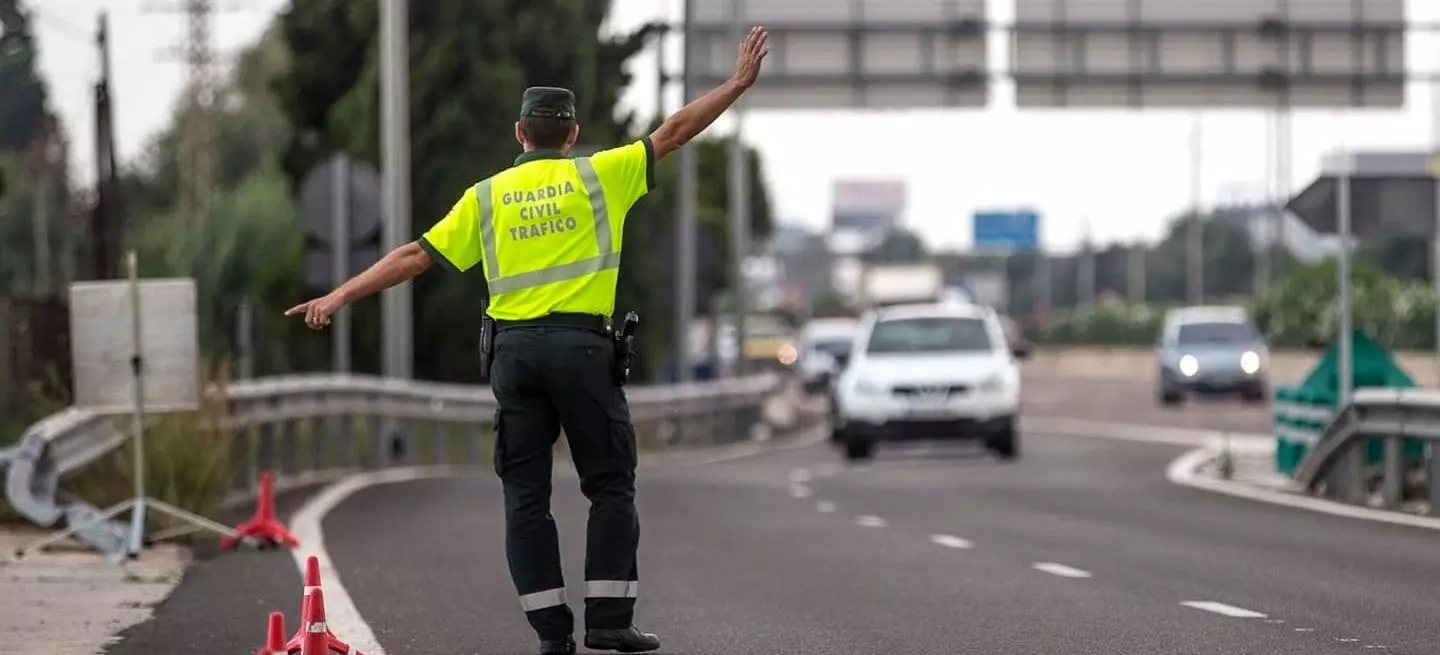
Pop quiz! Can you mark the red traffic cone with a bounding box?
[299,587,331,655]
[254,611,287,655]
[223,471,300,550]
[285,556,366,655]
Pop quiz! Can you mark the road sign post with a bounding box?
[300,155,384,373]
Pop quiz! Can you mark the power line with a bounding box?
[33,5,90,42]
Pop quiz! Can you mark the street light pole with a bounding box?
[380,0,412,381]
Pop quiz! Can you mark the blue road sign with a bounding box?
[972,210,1039,252]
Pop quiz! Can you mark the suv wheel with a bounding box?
[986,419,1019,461]
[844,438,875,461]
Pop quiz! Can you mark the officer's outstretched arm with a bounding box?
[284,242,432,329]
[334,242,434,304]
[649,26,768,161]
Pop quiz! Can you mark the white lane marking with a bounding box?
[929,534,974,549]
[854,515,887,528]
[1338,638,1360,643]
[789,468,811,483]
[1293,628,1316,632]
[1180,601,1268,618]
[789,483,812,499]
[815,501,837,513]
[1166,446,1440,532]
[815,463,841,477]
[1031,562,1091,578]
[291,466,468,655]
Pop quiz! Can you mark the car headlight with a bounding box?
[1178,355,1199,377]
[853,379,884,396]
[977,374,1006,392]
[1240,350,1261,375]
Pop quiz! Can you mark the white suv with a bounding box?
[832,302,1029,461]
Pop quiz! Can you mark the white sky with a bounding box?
[31,0,1440,254]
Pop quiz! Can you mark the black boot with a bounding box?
[539,636,576,655]
[584,626,660,653]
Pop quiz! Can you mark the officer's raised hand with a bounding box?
[730,26,769,88]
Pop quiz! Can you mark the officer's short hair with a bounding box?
[520,115,574,150]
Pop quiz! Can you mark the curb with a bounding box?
[1164,444,1440,532]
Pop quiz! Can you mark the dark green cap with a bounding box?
[520,86,576,120]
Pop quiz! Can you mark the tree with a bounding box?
[0,0,49,152]
[271,0,774,382]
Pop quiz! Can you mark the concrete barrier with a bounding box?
[1024,346,1440,388]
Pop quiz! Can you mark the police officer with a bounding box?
[285,26,769,655]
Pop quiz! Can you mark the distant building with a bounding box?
[1210,202,1338,262]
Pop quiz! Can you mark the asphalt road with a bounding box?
[106,375,1438,654]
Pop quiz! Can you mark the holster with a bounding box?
[478,299,496,382]
[610,311,640,386]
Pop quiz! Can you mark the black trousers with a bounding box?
[489,324,640,640]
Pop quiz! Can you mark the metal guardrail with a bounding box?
[1,372,816,558]
[1292,387,1440,515]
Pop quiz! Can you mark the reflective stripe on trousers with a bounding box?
[519,587,568,611]
[477,157,620,295]
[585,580,638,598]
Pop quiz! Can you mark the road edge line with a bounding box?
[1165,446,1440,532]
[289,466,473,655]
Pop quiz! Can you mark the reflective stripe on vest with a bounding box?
[476,157,621,295]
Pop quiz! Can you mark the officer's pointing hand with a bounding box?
[730,26,769,88]
[284,292,345,331]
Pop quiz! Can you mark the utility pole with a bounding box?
[380,0,413,381]
[91,11,120,280]
[727,0,749,377]
[1187,114,1205,304]
[674,0,698,383]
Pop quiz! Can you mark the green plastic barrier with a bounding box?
[1271,330,1426,476]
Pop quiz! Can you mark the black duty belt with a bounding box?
[495,312,609,333]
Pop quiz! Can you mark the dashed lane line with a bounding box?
[1180,601,1268,618]
[928,534,974,549]
[816,501,837,513]
[854,515,888,528]
[789,468,811,483]
[789,483,812,499]
[1031,562,1092,578]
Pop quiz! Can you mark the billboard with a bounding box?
[685,0,990,109]
[972,209,1040,252]
[1012,0,1407,108]
[832,179,905,233]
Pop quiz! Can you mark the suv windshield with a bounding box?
[1176,321,1259,345]
[866,317,993,354]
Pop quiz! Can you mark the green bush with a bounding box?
[1034,260,1438,350]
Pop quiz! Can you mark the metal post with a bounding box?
[1337,157,1353,408]
[1078,220,1094,307]
[32,156,52,297]
[1259,111,1276,293]
[331,157,352,373]
[1128,243,1145,304]
[1188,113,1204,305]
[674,0,697,382]
[237,296,254,380]
[125,252,147,555]
[380,0,412,381]
[1431,56,1440,380]
[728,0,748,378]
[1278,106,1292,278]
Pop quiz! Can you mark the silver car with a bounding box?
[1155,306,1268,406]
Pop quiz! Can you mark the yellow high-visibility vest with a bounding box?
[419,139,655,320]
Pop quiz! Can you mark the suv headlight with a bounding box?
[852,379,884,396]
[1240,350,1261,374]
[977,374,1006,392]
[1178,355,1199,377]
